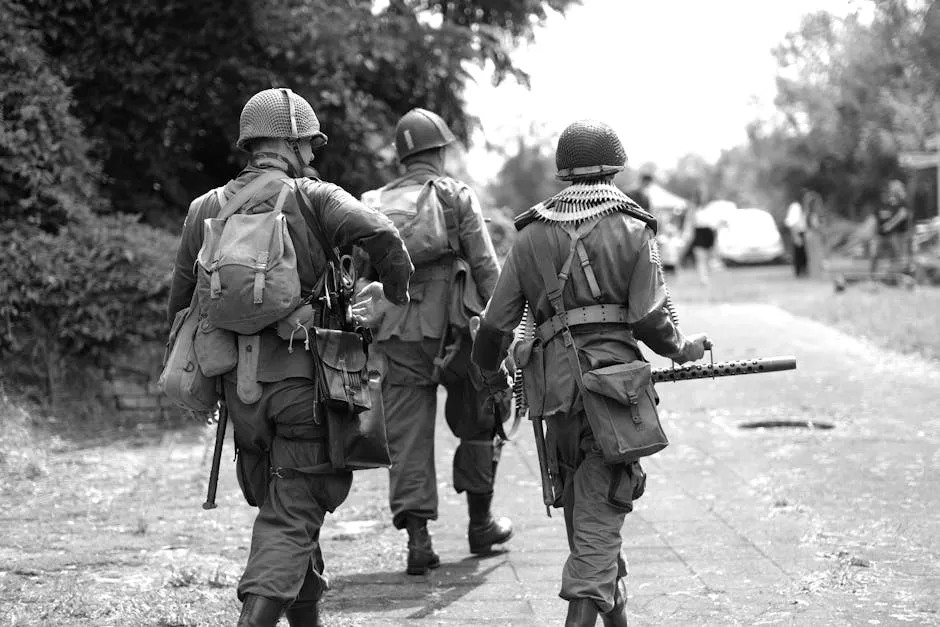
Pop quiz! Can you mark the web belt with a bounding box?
[535,304,630,344]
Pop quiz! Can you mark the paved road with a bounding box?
[316,302,940,626]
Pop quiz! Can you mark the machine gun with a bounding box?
[652,355,796,383]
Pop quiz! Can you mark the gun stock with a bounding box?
[202,402,228,510]
[652,356,797,383]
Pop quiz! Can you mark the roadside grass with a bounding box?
[668,261,940,363]
[0,393,50,490]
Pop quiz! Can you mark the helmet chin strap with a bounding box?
[288,139,317,178]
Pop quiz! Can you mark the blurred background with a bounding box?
[2,0,940,427]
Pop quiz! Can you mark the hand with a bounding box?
[351,281,394,327]
[683,333,713,362]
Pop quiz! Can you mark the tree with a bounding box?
[25,0,580,228]
[741,1,940,219]
[486,133,565,216]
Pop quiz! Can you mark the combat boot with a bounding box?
[237,594,283,627]
[565,599,599,627]
[467,491,513,555]
[405,516,441,575]
[601,578,628,627]
[285,599,323,627]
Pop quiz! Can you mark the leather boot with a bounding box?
[467,491,513,554]
[601,578,628,627]
[406,516,440,575]
[565,599,599,627]
[285,599,323,627]
[237,594,283,627]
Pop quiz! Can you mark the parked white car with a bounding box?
[716,208,786,264]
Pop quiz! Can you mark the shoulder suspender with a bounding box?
[558,220,604,302]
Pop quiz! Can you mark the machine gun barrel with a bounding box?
[652,356,796,383]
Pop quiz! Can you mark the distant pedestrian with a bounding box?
[870,179,911,273]
[785,192,809,277]
[689,204,718,285]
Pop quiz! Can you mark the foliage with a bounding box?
[486,133,566,215]
[25,0,580,228]
[0,0,177,411]
[738,1,940,218]
[0,216,176,406]
[0,0,101,232]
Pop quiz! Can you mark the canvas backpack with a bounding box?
[195,171,302,335]
[361,178,459,266]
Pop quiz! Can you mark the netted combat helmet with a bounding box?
[395,108,456,160]
[555,119,626,181]
[236,88,328,151]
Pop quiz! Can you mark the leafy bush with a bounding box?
[0,1,176,413]
[0,0,101,231]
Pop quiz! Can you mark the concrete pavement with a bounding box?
[316,303,940,626]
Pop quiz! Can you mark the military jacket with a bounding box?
[474,210,690,418]
[361,165,500,342]
[167,163,413,382]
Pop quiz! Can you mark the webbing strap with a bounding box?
[251,183,291,304]
[434,180,462,253]
[217,171,284,221]
[558,220,604,301]
[536,304,629,344]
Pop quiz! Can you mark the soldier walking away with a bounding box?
[870,179,912,274]
[357,108,513,576]
[471,120,711,626]
[166,88,412,627]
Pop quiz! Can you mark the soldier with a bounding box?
[357,108,513,575]
[471,120,710,626]
[166,88,413,627]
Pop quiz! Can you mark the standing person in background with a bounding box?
[785,192,809,277]
[689,204,718,286]
[629,173,654,211]
[870,179,911,273]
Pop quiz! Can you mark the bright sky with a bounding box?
[464,0,861,182]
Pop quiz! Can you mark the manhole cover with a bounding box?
[738,420,834,430]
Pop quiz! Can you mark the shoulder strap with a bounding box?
[217,171,285,221]
[558,220,604,302]
[430,178,461,253]
[532,226,588,384]
[290,179,342,267]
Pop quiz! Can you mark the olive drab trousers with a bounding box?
[547,411,645,614]
[224,377,353,606]
[375,336,501,529]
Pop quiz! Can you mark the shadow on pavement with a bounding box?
[328,555,507,620]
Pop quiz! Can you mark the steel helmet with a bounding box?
[555,119,626,181]
[394,108,456,160]
[236,88,328,151]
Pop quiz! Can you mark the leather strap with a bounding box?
[536,304,630,344]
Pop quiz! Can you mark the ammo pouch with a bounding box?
[158,294,221,413]
[513,337,546,418]
[313,328,391,471]
[579,360,668,464]
[314,329,372,414]
[193,318,238,377]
